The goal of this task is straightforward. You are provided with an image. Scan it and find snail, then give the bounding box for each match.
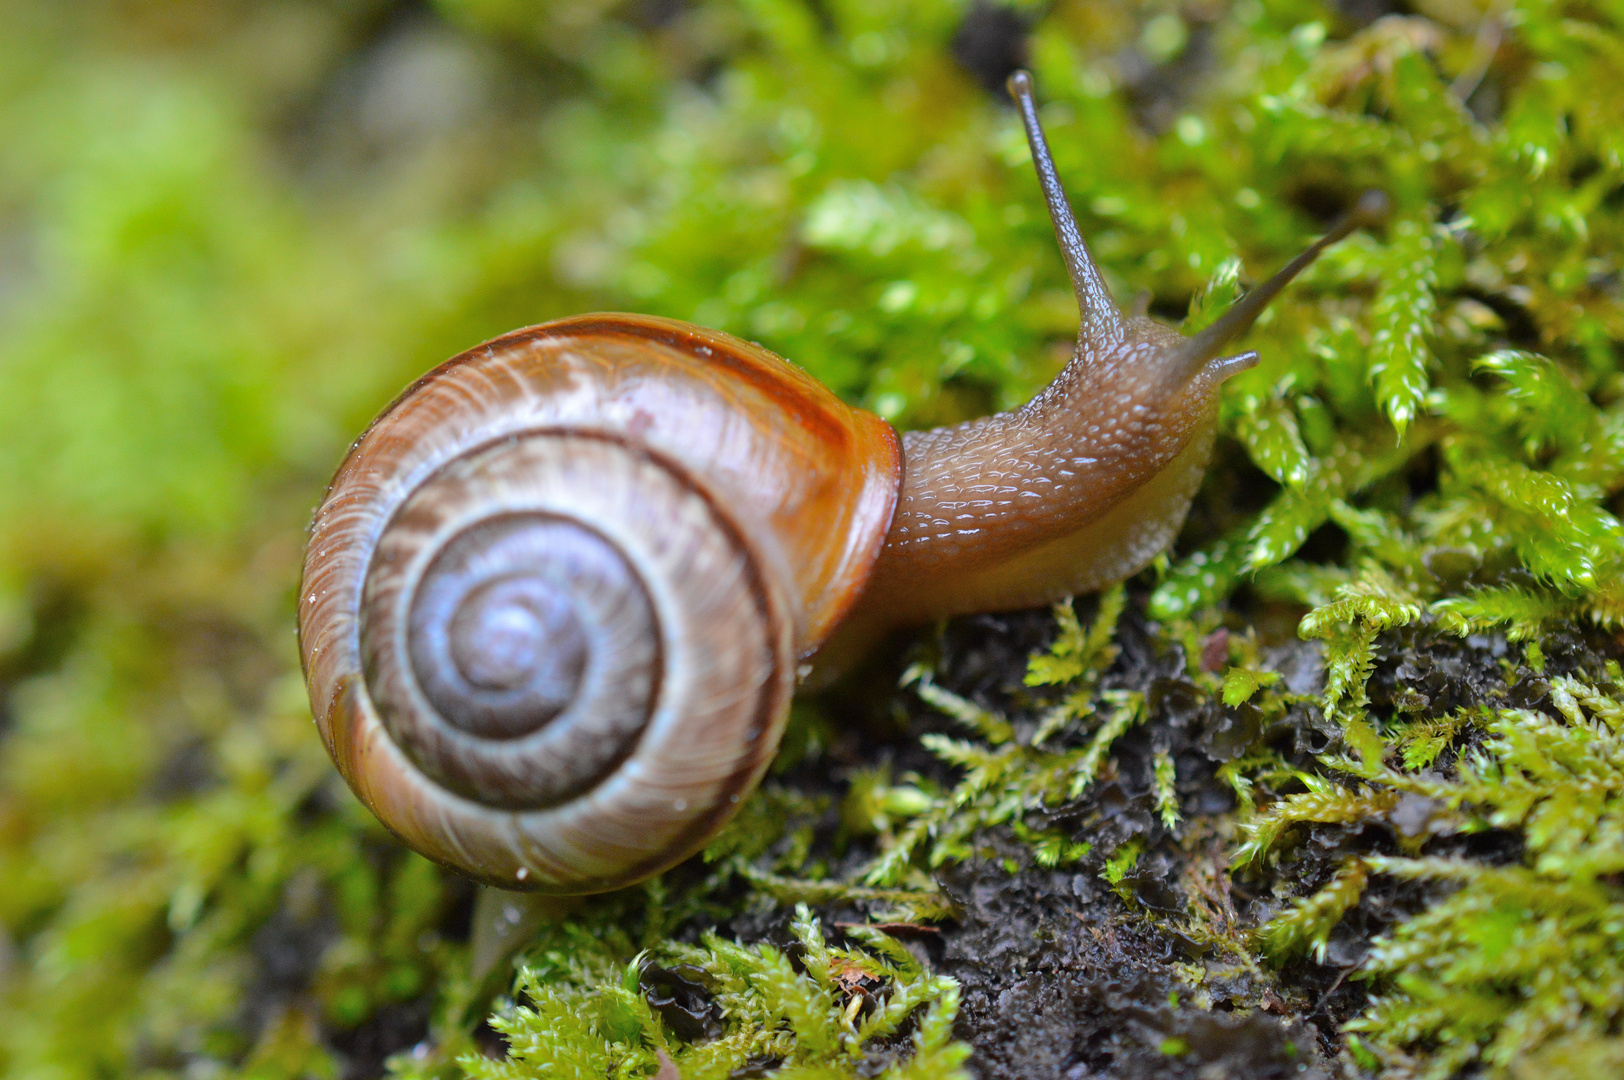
[298,71,1385,894]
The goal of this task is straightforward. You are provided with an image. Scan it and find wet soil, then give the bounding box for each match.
[750,596,1620,1080]
[300,589,1620,1079]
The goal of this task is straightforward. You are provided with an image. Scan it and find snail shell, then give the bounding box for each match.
[300,315,899,892]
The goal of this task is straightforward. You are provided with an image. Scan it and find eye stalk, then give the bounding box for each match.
[1006,69,1124,348]
[1005,68,1389,385]
[1168,187,1392,379]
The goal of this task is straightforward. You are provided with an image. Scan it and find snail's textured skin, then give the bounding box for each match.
[851,318,1227,629]
[299,314,900,892]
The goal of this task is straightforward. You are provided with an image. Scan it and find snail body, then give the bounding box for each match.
[299,72,1384,893]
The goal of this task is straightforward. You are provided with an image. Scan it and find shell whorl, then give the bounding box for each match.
[299,315,900,892]
[325,431,794,892]
[364,434,752,807]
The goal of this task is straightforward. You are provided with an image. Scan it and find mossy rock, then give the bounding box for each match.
[0,2,1621,1078]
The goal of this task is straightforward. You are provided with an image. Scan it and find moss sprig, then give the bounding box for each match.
[1240,663,1624,1075]
[444,906,968,1080]
[860,590,1135,886]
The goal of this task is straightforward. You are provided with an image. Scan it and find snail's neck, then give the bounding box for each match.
[822,329,1214,654]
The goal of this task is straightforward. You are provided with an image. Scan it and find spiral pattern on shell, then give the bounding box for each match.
[299,315,900,893]
[327,431,794,891]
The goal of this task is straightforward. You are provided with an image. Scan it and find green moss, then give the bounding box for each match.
[412,905,968,1080]
[855,588,1143,887]
[1235,673,1624,1077]
[1,0,1622,1077]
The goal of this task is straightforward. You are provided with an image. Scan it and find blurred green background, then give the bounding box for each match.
[2,0,1621,1077]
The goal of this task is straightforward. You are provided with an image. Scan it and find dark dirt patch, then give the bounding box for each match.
[357,595,1622,1078]
[330,997,434,1080]
[886,596,1356,1078]
[808,595,1620,1078]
